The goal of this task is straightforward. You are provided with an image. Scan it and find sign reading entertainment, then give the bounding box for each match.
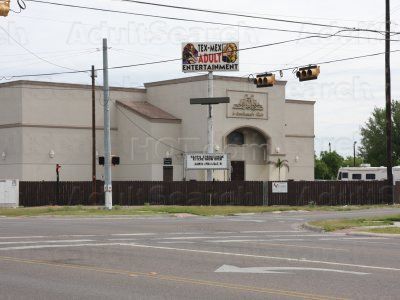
[182,42,239,73]
[186,154,229,170]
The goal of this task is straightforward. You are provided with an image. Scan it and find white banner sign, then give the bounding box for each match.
[186,153,229,170]
[272,182,288,194]
[182,42,239,73]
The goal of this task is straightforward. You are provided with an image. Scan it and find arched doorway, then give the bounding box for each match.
[225,127,269,181]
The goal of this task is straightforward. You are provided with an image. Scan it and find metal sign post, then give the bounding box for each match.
[102,38,112,210]
[207,71,214,181]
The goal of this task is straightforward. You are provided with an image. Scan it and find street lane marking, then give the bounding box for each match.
[228,241,350,252]
[121,243,400,272]
[0,239,94,245]
[215,265,369,275]
[0,255,346,300]
[241,231,306,233]
[111,233,156,236]
[0,243,122,251]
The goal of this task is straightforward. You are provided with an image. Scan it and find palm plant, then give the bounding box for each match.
[268,158,289,181]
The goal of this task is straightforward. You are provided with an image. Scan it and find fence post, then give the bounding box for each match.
[262,181,268,206]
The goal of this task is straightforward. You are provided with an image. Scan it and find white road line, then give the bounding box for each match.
[111,233,156,236]
[107,238,138,241]
[0,236,47,239]
[215,265,370,275]
[320,237,387,241]
[160,235,256,240]
[240,231,306,233]
[120,243,400,272]
[157,241,195,244]
[0,243,123,251]
[0,239,94,245]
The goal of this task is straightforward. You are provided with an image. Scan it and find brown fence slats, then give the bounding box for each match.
[19,181,396,207]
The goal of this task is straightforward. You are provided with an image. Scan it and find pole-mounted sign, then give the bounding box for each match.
[182,42,239,73]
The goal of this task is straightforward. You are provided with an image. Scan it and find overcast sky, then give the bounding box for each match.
[1,0,400,158]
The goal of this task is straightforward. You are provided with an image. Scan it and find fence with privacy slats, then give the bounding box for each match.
[18,181,398,207]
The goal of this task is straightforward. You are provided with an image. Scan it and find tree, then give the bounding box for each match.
[359,101,400,166]
[268,158,289,180]
[319,151,344,179]
[315,158,330,180]
[342,156,363,167]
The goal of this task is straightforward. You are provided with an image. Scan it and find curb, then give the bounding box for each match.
[302,222,325,233]
[345,231,400,238]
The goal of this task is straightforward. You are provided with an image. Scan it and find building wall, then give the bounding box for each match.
[0,81,145,181]
[0,78,315,181]
[284,100,315,181]
[0,86,23,180]
[114,105,182,181]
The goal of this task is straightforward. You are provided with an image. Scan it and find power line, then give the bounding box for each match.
[3,43,400,81]
[111,99,185,154]
[259,49,400,75]
[116,0,394,35]
[0,33,341,79]
[26,0,400,42]
[0,25,86,73]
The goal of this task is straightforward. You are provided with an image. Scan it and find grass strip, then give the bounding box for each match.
[0,204,398,217]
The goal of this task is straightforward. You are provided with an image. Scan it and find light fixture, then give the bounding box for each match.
[275,147,280,154]
[295,156,300,162]
[215,145,220,152]
[165,151,171,158]
[1,151,6,160]
[49,150,55,159]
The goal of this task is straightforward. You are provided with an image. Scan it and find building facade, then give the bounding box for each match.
[0,75,315,181]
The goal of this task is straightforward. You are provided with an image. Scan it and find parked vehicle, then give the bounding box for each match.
[337,164,400,182]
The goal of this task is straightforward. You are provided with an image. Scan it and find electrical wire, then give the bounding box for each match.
[0,31,388,80]
[0,25,88,73]
[253,49,400,77]
[116,0,395,35]
[25,0,400,42]
[111,98,185,154]
[10,0,27,13]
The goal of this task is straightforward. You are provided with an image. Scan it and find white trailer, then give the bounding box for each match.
[337,165,400,183]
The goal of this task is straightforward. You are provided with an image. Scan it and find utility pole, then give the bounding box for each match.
[385,0,394,203]
[207,71,214,181]
[91,65,97,204]
[102,39,112,210]
[353,141,357,167]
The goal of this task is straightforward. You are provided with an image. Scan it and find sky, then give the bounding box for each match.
[1,0,400,158]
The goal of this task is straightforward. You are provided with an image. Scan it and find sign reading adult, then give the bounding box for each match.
[186,153,229,170]
[182,42,239,73]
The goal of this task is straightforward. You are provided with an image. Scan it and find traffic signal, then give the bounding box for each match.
[99,156,120,166]
[0,1,10,17]
[296,65,320,82]
[254,73,276,88]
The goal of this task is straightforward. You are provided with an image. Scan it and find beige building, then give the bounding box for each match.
[0,75,315,181]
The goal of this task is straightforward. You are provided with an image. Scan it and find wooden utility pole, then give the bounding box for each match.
[385,0,394,203]
[91,65,97,204]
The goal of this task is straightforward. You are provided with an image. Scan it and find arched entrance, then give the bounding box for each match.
[224,127,270,181]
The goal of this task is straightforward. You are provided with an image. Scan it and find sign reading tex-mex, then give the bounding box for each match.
[182,42,239,73]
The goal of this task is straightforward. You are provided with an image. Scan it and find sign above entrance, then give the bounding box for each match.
[182,42,239,73]
[227,90,268,119]
[185,153,230,170]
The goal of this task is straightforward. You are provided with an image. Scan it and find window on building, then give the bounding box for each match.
[342,172,348,179]
[352,173,362,180]
[366,174,376,180]
[227,131,244,145]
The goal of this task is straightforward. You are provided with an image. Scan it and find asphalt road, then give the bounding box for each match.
[1,208,400,300]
